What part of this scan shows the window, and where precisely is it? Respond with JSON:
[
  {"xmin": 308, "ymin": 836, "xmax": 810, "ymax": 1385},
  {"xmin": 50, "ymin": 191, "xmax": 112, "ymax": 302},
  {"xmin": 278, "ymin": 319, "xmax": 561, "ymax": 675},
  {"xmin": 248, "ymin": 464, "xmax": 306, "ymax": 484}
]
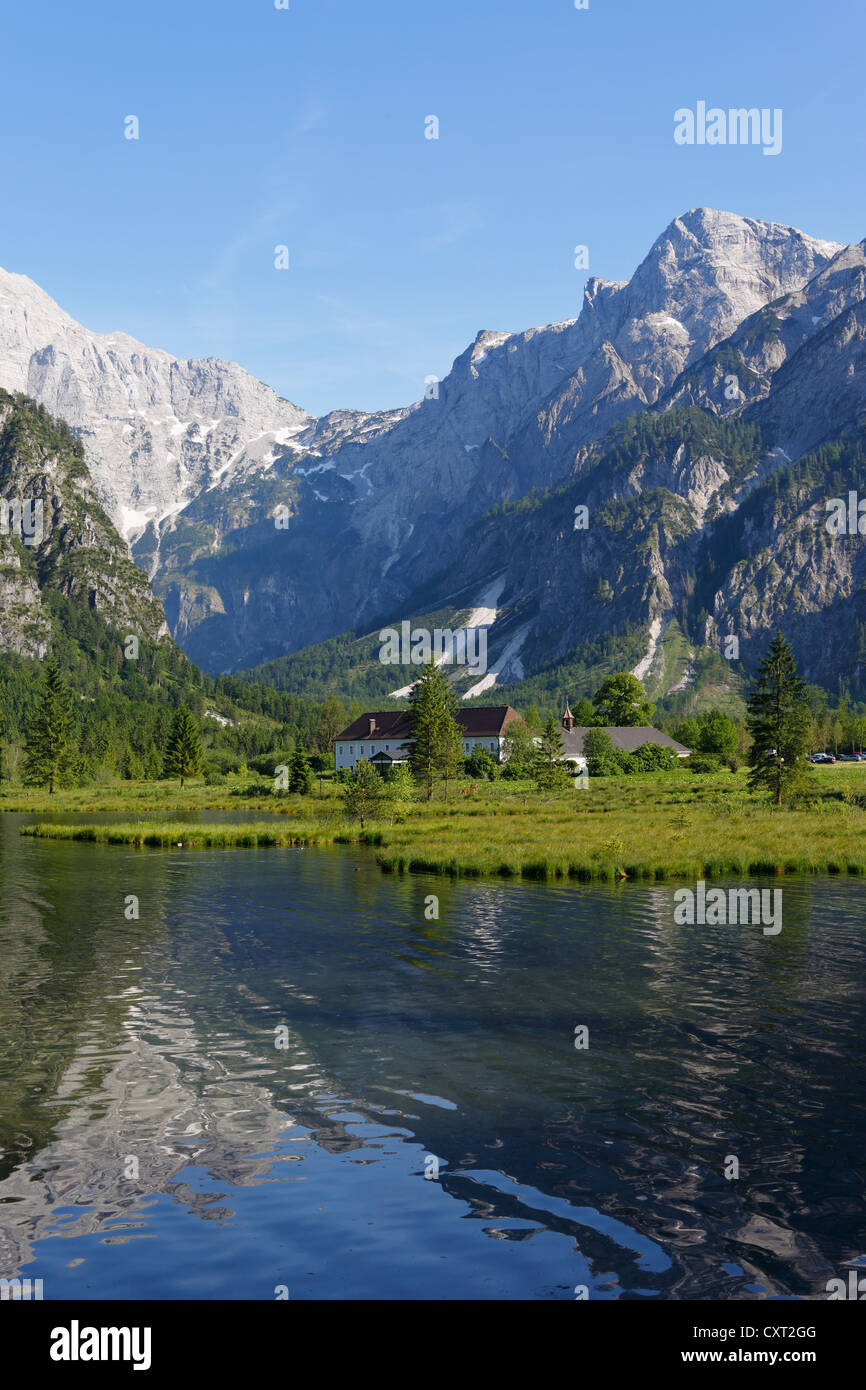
[{"xmin": 350, "ymin": 746, "xmax": 354, "ymax": 754}]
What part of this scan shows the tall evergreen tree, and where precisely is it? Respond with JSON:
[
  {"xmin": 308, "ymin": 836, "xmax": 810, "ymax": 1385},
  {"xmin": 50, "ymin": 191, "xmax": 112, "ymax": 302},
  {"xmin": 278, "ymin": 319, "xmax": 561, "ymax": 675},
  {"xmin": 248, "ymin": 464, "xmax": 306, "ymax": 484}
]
[
  {"xmin": 23, "ymin": 661, "xmax": 76, "ymax": 795},
  {"xmin": 439, "ymin": 713, "xmax": 464, "ymax": 801},
  {"xmin": 536, "ymin": 716, "xmax": 568, "ymax": 789},
  {"xmin": 746, "ymin": 632, "xmax": 811, "ymax": 805},
  {"xmin": 406, "ymin": 658, "xmax": 463, "ymax": 800},
  {"xmin": 163, "ymin": 707, "xmax": 202, "ymax": 788},
  {"xmin": 288, "ymin": 741, "xmax": 314, "ymax": 794}
]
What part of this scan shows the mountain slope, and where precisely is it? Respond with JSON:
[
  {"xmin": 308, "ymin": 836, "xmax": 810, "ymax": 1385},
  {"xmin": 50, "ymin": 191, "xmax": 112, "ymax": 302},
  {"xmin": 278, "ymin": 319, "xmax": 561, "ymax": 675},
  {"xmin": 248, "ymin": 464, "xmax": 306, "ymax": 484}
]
[
  {"xmin": 0, "ymin": 209, "xmax": 843, "ymax": 674},
  {"xmin": 2, "ymin": 208, "xmax": 863, "ymax": 708},
  {"xmin": 0, "ymin": 266, "xmax": 312, "ymax": 537},
  {"xmin": 0, "ymin": 391, "xmax": 336, "ymax": 782},
  {"xmin": 0, "ymin": 388, "xmax": 168, "ymax": 659}
]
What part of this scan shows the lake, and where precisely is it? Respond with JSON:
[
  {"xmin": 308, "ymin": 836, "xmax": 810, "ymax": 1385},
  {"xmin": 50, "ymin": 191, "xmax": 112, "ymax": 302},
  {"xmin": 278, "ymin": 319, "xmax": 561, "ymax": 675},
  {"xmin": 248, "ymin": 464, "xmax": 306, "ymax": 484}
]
[{"xmin": 1, "ymin": 811, "xmax": 864, "ymax": 1300}]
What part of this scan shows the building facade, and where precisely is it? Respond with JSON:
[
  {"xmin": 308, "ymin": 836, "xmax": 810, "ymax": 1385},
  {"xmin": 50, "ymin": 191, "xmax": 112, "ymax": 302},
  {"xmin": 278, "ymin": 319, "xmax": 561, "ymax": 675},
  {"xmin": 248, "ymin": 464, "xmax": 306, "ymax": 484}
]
[
  {"xmin": 550, "ymin": 698, "xmax": 690, "ymax": 766},
  {"xmin": 334, "ymin": 702, "xmax": 689, "ymax": 774},
  {"xmin": 334, "ymin": 707, "xmax": 520, "ymax": 773}
]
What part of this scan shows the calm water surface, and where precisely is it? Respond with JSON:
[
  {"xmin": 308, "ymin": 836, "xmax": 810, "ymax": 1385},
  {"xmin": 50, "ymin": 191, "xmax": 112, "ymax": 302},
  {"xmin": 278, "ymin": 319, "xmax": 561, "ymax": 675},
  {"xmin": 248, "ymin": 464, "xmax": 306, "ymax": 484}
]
[{"xmin": 0, "ymin": 811, "xmax": 864, "ymax": 1300}]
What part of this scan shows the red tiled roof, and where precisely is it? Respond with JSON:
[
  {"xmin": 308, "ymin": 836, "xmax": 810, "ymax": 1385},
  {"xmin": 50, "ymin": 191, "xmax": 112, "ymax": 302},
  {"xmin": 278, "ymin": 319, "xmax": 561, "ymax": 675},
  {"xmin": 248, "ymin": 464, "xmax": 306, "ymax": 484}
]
[{"xmin": 336, "ymin": 706, "xmax": 519, "ymax": 741}]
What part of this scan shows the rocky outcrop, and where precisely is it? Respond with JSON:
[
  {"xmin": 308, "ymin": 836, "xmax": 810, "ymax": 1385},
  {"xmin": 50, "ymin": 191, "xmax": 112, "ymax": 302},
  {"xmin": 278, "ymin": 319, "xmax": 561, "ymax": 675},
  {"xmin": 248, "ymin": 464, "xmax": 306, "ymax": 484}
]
[
  {"xmin": 0, "ymin": 391, "xmax": 169, "ymax": 659},
  {"xmin": 0, "ymin": 266, "xmax": 312, "ymax": 534}
]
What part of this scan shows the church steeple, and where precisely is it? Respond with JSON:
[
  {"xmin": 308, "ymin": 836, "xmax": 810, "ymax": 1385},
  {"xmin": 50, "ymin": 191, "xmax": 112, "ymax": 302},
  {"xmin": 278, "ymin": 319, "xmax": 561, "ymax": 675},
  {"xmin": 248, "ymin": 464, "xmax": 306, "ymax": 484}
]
[{"xmin": 561, "ymin": 697, "xmax": 575, "ymax": 731}]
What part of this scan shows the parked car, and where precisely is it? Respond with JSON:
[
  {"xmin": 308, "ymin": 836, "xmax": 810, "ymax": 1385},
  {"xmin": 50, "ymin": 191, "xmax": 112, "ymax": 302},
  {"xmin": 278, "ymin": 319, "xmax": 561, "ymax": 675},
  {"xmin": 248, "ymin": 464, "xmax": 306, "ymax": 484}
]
[
  {"xmin": 838, "ymin": 753, "xmax": 862, "ymax": 762},
  {"xmin": 809, "ymin": 753, "xmax": 836, "ymax": 763}
]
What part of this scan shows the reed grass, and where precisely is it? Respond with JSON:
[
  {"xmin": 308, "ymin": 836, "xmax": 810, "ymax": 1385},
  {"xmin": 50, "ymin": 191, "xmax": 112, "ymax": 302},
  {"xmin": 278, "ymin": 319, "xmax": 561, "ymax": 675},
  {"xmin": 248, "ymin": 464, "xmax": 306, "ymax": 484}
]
[
  {"xmin": 15, "ymin": 764, "xmax": 866, "ymax": 881},
  {"xmin": 19, "ymin": 821, "xmax": 343, "ymax": 849}
]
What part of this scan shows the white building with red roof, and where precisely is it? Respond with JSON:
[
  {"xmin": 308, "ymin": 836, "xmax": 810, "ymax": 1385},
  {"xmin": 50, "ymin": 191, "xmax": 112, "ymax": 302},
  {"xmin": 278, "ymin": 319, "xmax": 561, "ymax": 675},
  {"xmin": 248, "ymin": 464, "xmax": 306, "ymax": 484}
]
[{"xmin": 334, "ymin": 706, "xmax": 520, "ymax": 773}]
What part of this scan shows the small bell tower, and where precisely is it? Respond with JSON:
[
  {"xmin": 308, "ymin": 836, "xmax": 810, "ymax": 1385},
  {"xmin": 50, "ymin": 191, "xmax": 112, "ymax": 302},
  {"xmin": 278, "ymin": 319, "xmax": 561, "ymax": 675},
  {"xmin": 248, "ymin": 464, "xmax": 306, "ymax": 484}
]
[{"xmin": 562, "ymin": 697, "xmax": 575, "ymax": 732}]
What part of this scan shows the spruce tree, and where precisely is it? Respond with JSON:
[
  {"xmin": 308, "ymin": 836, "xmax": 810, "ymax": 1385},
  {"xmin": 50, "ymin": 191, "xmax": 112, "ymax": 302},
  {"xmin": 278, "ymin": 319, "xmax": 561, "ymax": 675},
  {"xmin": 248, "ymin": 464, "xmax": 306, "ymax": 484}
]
[
  {"xmin": 439, "ymin": 712, "xmax": 464, "ymax": 800},
  {"xmin": 288, "ymin": 741, "xmax": 314, "ymax": 794},
  {"xmin": 407, "ymin": 658, "xmax": 463, "ymax": 800},
  {"xmin": 536, "ymin": 716, "xmax": 568, "ymax": 790},
  {"xmin": 746, "ymin": 632, "xmax": 811, "ymax": 805},
  {"xmin": 23, "ymin": 661, "xmax": 75, "ymax": 795},
  {"xmin": 163, "ymin": 707, "xmax": 202, "ymax": 788}
]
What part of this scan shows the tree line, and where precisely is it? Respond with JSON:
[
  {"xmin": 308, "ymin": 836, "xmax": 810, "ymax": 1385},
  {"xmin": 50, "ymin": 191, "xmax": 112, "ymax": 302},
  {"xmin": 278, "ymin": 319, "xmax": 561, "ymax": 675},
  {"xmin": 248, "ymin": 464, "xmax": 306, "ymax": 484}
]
[
  {"xmin": 340, "ymin": 634, "xmax": 828, "ymax": 812},
  {"xmin": 9, "ymin": 633, "xmax": 835, "ymax": 812}
]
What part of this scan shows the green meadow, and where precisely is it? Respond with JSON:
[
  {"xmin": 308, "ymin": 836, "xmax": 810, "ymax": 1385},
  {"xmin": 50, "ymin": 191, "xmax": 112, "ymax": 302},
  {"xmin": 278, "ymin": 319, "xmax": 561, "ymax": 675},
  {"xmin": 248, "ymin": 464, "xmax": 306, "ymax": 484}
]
[{"xmin": 11, "ymin": 761, "xmax": 866, "ymax": 882}]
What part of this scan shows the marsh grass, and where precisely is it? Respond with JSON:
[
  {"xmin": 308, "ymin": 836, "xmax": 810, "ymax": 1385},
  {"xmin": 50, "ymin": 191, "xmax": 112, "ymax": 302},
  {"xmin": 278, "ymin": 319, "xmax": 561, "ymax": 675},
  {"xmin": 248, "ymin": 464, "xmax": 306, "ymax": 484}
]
[
  {"xmin": 13, "ymin": 765, "xmax": 866, "ymax": 881},
  {"xmin": 19, "ymin": 821, "xmax": 353, "ymax": 849}
]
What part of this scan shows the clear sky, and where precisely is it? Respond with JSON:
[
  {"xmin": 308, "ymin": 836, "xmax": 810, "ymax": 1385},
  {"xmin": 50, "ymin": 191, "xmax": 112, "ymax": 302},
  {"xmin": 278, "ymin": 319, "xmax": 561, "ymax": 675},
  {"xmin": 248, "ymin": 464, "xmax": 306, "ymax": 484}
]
[{"xmin": 2, "ymin": 0, "xmax": 864, "ymax": 417}]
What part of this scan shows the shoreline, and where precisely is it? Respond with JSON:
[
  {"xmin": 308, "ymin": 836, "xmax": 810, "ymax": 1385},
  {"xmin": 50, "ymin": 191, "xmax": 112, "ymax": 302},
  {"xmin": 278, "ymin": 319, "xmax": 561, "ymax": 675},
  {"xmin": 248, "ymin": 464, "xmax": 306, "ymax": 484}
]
[
  {"xmin": 6, "ymin": 765, "xmax": 866, "ymax": 883},
  {"xmin": 17, "ymin": 816, "xmax": 866, "ymax": 883}
]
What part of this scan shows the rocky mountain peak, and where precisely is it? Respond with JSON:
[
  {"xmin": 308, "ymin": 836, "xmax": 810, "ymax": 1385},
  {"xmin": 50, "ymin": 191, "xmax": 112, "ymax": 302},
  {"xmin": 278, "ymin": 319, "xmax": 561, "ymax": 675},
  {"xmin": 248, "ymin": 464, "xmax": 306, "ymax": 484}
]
[
  {"xmin": 1, "ymin": 210, "xmax": 860, "ymax": 682},
  {"xmin": 0, "ymin": 266, "xmax": 314, "ymax": 540},
  {"xmin": 622, "ymin": 207, "xmax": 842, "ymax": 352}
]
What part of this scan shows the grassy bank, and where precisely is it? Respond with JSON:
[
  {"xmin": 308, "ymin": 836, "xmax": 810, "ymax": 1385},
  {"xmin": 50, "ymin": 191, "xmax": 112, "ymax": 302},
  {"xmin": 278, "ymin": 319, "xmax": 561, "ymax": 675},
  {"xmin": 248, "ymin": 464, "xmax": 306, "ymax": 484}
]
[
  {"xmin": 18, "ymin": 820, "xmax": 354, "ymax": 849},
  {"xmin": 13, "ymin": 763, "xmax": 866, "ymax": 881},
  {"xmin": 0, "ymin": 779, "xmax": 312, "ymax": 816}
]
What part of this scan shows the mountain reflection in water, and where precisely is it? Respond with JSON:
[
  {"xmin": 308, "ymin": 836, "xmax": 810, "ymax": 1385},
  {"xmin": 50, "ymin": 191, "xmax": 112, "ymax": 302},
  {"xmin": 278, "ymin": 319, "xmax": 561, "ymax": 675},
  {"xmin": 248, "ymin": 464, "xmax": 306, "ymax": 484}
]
[{"xmin": 1, "ymin": 813, "xmax": 864, "ymax": 1300}]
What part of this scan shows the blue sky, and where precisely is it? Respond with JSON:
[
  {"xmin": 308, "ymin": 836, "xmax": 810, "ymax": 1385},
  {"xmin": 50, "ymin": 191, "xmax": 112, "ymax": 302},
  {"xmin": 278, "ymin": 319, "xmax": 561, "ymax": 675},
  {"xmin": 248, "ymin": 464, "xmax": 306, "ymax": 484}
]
[{"xmin": 3, "ymin": 0, "xmax": 864, "ymax": 416}]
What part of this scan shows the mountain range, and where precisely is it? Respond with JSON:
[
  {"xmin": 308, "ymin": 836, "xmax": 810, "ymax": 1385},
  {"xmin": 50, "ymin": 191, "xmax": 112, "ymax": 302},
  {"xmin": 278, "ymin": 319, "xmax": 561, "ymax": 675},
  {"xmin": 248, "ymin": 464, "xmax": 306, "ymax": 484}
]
[{"xmin": 1, "ymin": 206, "xmax": 865, "ymax": 709}]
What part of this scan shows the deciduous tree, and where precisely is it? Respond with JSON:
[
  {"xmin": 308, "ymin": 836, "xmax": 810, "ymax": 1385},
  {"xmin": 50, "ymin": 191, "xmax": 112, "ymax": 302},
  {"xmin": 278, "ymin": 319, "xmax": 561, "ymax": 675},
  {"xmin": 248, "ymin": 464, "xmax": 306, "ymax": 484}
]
[
  {"xmin": 342, "ymin": 757, "xmax": 382, "ymax": 829},
  {"xmin": 592, "ymin": 672, "xmax": 655, "ymax": 726}
]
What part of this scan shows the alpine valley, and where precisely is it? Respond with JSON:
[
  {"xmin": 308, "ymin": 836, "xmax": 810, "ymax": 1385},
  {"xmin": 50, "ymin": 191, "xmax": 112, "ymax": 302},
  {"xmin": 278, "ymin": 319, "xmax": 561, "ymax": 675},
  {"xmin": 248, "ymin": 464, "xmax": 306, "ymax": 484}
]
[{"xmin": 2, "ymin": 206, "xmax": 865, "ymax": 713}]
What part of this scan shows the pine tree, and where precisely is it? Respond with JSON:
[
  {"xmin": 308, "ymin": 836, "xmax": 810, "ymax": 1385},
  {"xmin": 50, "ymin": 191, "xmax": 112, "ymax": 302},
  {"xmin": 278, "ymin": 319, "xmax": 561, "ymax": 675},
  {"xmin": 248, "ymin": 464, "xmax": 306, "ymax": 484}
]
[
  {"xmin": 439, "ymin": 713, "xmax": 464, "ymax": 800},
  {"xmin": 342, "ymin": 758, "xmax": 382, "ymax": 829},
  {"xmin": 536, "ymin": 716, "xmax": 568, "ymax": 790},
  {"xmin": 406, "ymin": 658, "xmax": 463, "ymax": 800},
  {"xmin": 746, "ymin": 632, "xmax": 811, "ymax": 805},
  {"xmin": 23, "ymin": 661, "xmax": 76, "ymax": 795},
  {"xmin": 288, "ymin": 741, "xmax": 314, "ymax": 794},
  {"xmin": 163, "ymin": 707, "xmax": 202, "ymax": 788},
  {"xmin": 144, "ymin": 745, "xmax": 163, "ymax": 780}
]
